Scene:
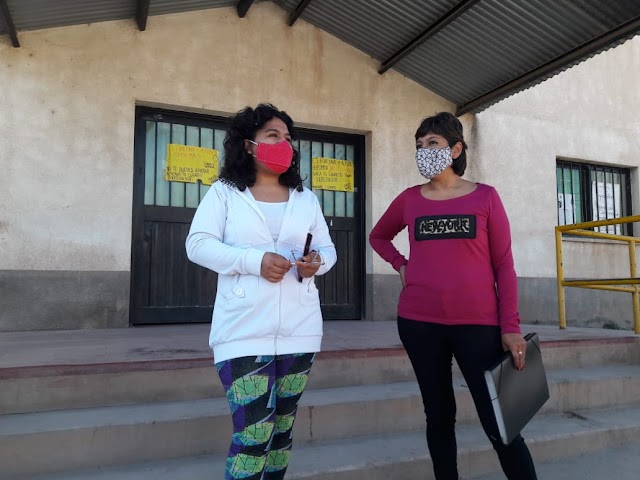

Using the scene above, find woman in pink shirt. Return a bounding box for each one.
[369,112,537,480]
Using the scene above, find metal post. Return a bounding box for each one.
[629,241,640,334]
[556,228,567,329]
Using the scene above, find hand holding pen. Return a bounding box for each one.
[295,233,323,282]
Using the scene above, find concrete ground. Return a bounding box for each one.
[469,440,640,480]
[0,322,637,370]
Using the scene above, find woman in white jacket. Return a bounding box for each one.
[186,104,336,480]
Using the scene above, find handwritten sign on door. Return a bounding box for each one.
[165,144,219,185]
[312,157,354,192]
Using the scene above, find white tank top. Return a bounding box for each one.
[255,200,287,242]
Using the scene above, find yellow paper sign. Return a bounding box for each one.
[165,144,219,185]
[312,157,355,192]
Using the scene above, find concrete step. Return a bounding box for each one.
[541,335,640,368]
[0,349,413,415]
[470,440,640,480]
[3,335,638,415]
[2,365,640,478]
[15,404,640,480]
[0,382,417,478]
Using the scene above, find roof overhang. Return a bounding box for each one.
[2,0,639,114]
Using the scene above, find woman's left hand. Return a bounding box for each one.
[295,250,322,279]
[502,333,527,370]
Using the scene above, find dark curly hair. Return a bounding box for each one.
[219,103,303,191]
[415,112,468,176]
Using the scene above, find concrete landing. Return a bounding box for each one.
[0,322,636,371]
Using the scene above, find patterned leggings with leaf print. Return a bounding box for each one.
[215,353,315,480]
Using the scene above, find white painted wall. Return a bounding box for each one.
[474,36,640,279]
[0,2,453,272]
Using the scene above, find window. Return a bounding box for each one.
[556,160,632,235]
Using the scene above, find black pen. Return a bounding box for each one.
[298,233,313,282]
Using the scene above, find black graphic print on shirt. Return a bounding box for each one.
[414,214,477,240]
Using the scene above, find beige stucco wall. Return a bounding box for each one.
[474,36,640,279]
[0,1,454,273]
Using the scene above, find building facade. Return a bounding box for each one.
[473,36,640,329]
[1,2,638,331]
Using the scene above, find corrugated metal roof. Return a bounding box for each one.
[149,0,237,17]
[273,0,461,62]
[3,0,135,31]
[1,0,236,32]
[391,0,640,107]
[2,0,639,113]
[274,0,640,113]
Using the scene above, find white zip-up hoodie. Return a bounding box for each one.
[186,180,337,363]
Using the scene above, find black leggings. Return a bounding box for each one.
[398,317,538,480]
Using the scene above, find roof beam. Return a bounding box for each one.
[0,0,19,47]
[455,14,640,116]
[288,0,312,27]
[136,0,150,31]
[379,0,481,74]
[236,0,255,18]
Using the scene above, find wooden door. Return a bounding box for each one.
[130,108,364,324]
[294,132,365,319]
[130,108,225,324]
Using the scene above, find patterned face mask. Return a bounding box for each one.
[415,146,453,179]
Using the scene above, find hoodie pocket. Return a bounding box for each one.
[298,279,320,307]
[221,275,259,312]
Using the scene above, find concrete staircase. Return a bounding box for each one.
[1,329,640,480]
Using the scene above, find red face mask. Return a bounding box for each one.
[250,140,294,174]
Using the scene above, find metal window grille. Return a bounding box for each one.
[556,160,632,236]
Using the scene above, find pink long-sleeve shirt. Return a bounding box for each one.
[369,183,521,334]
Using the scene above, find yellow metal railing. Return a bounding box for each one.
[555,215,640,334]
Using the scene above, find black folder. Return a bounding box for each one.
[483,332,550,445]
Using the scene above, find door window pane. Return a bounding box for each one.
[346,145,355,218]
[200,128,214,201]
[299,140,312,189]
[144,121,156,205]
[144,120,225,207]
[170,124,186,208]
[311,141,324,205]
[185,126,200,208]
[322,143,335,216]
[155,123,171,207]
[334,144,346,218]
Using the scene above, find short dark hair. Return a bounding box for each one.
[219,103,303,191]
[415,112,468,176]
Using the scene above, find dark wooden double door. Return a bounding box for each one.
[130,107,365,324]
